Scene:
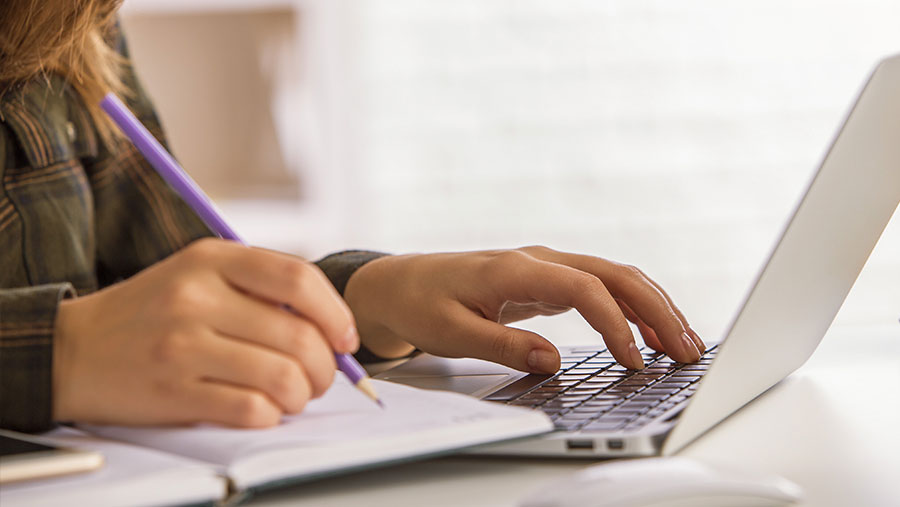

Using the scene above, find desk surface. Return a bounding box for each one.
[250,324,900,507]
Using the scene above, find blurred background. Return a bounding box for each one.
[120,0,899,344]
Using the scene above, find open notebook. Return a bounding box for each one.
[1,377,552,507]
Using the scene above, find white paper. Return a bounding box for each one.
[0,428,224,507]
[83,377,551,478]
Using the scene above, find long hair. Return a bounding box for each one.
[0,0,125,145]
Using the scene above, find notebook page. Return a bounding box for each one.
[0,428,224,507]
[83,377,552,487]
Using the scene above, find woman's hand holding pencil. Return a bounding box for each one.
[53,239,358,427]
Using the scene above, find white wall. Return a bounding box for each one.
[125,0,900,342]
[322,0,900,339]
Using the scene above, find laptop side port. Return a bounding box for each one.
[565,439,595,451]
[607,439,625,450]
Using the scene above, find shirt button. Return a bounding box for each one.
[66,121,76,142]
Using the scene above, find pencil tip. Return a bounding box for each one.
[356,377,384,408]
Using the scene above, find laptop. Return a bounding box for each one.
[374,54,900,457]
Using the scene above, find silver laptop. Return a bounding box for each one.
[375,54,900,457]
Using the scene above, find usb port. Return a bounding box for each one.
[607,439,625,450]
[566,439,595,451]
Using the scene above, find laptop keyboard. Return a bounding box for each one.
[502,344,718,433]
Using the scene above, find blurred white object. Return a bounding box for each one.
[518,456,803,507]
[122,1,900,333]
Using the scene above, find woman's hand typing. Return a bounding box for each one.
[344,246,704,373]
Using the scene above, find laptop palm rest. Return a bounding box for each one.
[374,353,532,398]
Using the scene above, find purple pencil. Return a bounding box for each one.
[100,92,382,408]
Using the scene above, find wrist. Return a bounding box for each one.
[343,255,416,359]
[52,295,94,422]
[52,298,76,421]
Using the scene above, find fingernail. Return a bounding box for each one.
[682,332,701,361]
[688,328,706,354]
[627,342,645,370]
[527,349,558,374]
[342,326,359,352]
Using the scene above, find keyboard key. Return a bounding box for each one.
[580,379,617,388]
[585,393,622,400]
[632,372,667,379]
[569,365,603,372]
[593,368,628,375]
[580,403,621,411]
[604,388,638,400]
[541,400,583,409]
[569,402,613,412]
[669,371,702,378]
[554,421,586,431]
[556,394,594,402]
[561,350,594,357]
[541,407,568,414]
[657,381,692,389]
[558,412,599,421]
[590,372,628,380]
[602,391,639,400]
[519,391,557,399]
[582,359,616,366]
[573,408,615,418]
[669,393,691,403]
[608,383,645,391]
[631,393,670,402]
[640,366,672,375]
[607,406,647,416]
[540,380,582,388]
[565,390,608,398]
[578,402,619,411]
[646,386,681,395]
[532,386,568,394]
[618,400,657,409]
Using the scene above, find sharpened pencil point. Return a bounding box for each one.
[355,377,384,408]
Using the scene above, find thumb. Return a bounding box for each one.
[448,306,560,374]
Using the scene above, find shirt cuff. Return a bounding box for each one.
[315,250,399,363]
[0,283,74,432]
[314,250,388,297]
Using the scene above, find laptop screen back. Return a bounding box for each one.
[663,54,900,454]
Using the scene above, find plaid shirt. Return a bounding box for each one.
[0,36,384,433]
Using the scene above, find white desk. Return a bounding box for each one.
[250,323,899,507]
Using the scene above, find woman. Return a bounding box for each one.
[0,0,704,433]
